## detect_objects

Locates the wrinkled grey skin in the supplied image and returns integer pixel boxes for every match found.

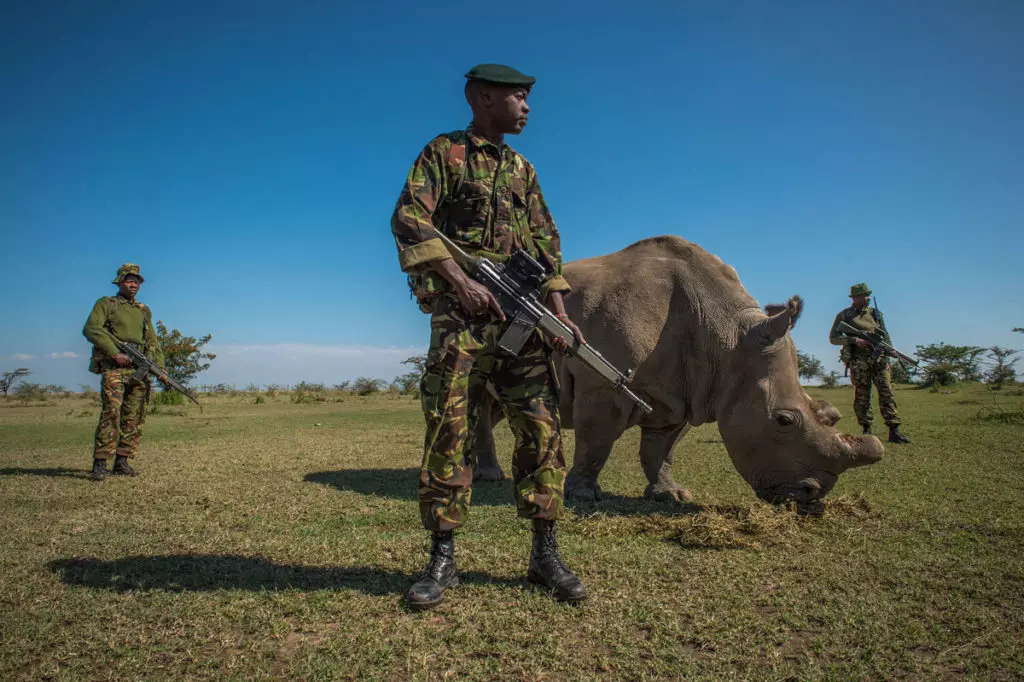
[472,236,883,508]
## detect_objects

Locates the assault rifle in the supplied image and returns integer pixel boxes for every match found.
[836,321,919,369]
[430,229,653,415]
[115,340,201,406]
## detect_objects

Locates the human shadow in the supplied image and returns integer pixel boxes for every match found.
[48,554,522,595]
[304,468,515,507]
[0,467,87,479]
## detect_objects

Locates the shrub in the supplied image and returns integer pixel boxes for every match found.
[352,377,382,396]
[152,390,186,406]
[921,362,958,388]
[819,371,840,388]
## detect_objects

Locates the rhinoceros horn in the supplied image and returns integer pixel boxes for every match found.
[754,295,804,345]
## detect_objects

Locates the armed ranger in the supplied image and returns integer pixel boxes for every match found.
[432,230,653,416]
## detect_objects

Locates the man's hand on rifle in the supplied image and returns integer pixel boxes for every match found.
[854,337,870,348]
[113,353,133,367]
[433,258,505,320]
[455,279,505,320]
[546,292,586,355]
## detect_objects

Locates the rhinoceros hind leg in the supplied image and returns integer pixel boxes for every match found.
[565,404,628,503]
[640,423,694,504]
[471,384,508,482]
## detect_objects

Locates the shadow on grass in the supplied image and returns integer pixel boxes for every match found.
[49,554,523,595]
[304,468,516,507]
[0,467,87,479]
[304,468,721,516]
[569,491,706,518]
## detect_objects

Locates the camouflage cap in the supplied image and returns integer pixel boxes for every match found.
[849,282,872,297]
[464,63,536,89]
[113,263,144,284]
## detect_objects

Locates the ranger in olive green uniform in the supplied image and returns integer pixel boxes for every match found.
[83,264,166,480]
[391,64,586,609]
[829,283,910,444]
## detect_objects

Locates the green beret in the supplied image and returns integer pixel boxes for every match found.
[849,282,872,297]
[113,263,144,284]
[464,63,536,88]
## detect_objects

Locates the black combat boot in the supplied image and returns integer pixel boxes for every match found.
[406,531,458,610]
[528,520,587,603]
[89,459,107,481]
[888,426,911,444]
[112,456,138,476]
[861,424,872,435]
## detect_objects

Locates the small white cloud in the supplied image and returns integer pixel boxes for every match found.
[12,353,34,361]
[47,351,79,359]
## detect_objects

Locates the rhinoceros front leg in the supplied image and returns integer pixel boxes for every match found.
[565,405,630,503]
[471,383,507,482]
[640,423,694,503]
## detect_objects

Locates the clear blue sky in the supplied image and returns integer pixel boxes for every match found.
[2,0,1022,389]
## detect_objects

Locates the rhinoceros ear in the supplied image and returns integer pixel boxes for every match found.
[755,295,804,344]
[808,397,841,426]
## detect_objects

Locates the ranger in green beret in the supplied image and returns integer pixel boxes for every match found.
[82,264,166,480]
[391,64,587,609]
[829,283,910,444]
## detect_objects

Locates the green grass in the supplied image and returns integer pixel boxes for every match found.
[1,385,1022,680]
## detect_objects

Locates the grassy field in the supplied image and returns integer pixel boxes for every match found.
[1,383,1022,680]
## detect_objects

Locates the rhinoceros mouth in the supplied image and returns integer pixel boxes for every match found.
[757,481,830,517]
[759,478,828,506]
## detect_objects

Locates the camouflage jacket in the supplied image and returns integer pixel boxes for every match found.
[83,295,164,373]
[391,127,571,308]
[829,306,890,363]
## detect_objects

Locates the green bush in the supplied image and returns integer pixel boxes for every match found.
[819,371,840,388]
[152,390,186,406]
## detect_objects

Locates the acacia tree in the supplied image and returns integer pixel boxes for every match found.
[352,377,382,396]
[1,368,30,397]
[985,346,1019,389]
[796,351,824,383]
[391,354,428,397]
[915,343,987,386]
[819,370,840,388]
[156,321,215,387]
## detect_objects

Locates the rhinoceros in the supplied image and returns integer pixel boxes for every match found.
[471,235,883,510]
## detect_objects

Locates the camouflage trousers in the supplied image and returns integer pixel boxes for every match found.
[93,369,149,460]
[418,294,565,531]
[849,357,901,428]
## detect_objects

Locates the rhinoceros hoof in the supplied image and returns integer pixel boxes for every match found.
[644,483,695,504]
[565,480,602,503]
[473,466,506,482]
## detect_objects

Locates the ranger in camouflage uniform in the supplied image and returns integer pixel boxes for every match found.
[392,64,587,609]
[829,283,910,444]
[82,264,166,480]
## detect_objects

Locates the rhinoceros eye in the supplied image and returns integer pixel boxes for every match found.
[774,411,796,427]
